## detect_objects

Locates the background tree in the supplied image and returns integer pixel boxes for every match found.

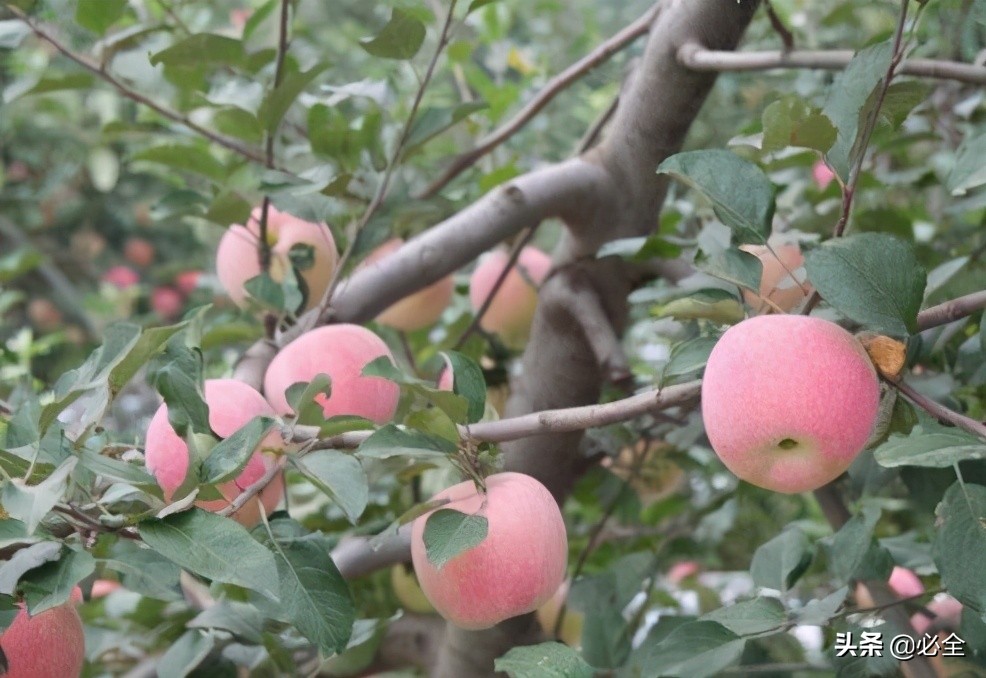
[1,0,986,676]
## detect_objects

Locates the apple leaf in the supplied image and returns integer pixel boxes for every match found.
[495,642,594,678]
[933,482,986,613]
[658,150,775,245]
[695,248,763,294]
[291,450,368,524]
[762,95,837,153]
[625,621,746,678]
[750,527,812,592]
[701,597,787,636]
[947,132,986,196]
[804,233,926,337]
[439,351,487,423]
[873,424,986,468]
[360,9,425,60]
[200,416,276,485]
[21,548,95,615]
[423,508,488,569]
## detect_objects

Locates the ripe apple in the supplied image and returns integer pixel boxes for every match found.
[174,270,202,296]
[739,238,812,313]
[0,600,85,678]
[391,564,435,614]
[468,246,552,348]
[361,238,454,332]
[701,314,880,493]
[123,237,155,268]
[145,378,285,526]
[151,286,184,320]
[535,580,583,647]
[410,472,568,630]
[911,595,963,635]
[667,561,702,585]
[812,160,836,190]
[90,579,123,599]
[26,299,63,332]
[102,265,140,289]
[216,206,338,313]
[264,324,400,424]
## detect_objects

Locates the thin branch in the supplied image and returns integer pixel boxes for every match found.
[315,0,461,321]
[916,290,986,330]
[453,227,537,350]
[678,44,986,85]
[763,0,795,51]
[416,2,662,198]
[895,379,986,441]
[5,6,277,169]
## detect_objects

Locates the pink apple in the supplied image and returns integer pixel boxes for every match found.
[174,270,202,296]
[360,238,454,332]
[410,472,568,630]
[263,324,400,424]
[123,237,155,268]
[0,600,85,678]
[812,160,836,190]
[102,265,140,289]
[739,238,812,313]
[151,286,184,320]
[145,379,284,527]
[701,315,880,493]
[216,206,338,313]
[468,246,552,348]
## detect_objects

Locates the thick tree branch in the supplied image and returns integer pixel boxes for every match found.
[916,290,986,330]
[416,3,662,198]
[678,43,986,85]
[5,6,276,169]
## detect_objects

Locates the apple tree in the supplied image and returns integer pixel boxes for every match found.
[1,0,985,676]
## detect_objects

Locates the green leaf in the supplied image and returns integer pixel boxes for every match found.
[695,248,763,293]
[804,233,926,337]
[795,586,849,625]
[157,629,214,678]
[750,527,812,592]
[259,64,329,134]
[657,150,775,245]
[75,0,127,34]
[933,482,986,612]
[292,451,368,524]
[132,145,227,183]
[947,132,986,196]
[874,423,986,468]
[139,509,279,600]
[822,41,893,178]
[260,517,355,655]
[284,374,332,427]
[878,81,929,130]
[78,447,158,487]
[824,505,893,584]
[467,0,502,15]
[625,621,746,678]
[762,95,837,153]
[150,33,245,69]
[21,549,95,615]
[0,20,30,49]
[360,9,426,60]
[423,508,488,569]
[495,642,594,678]
[406,101,490,153]
[201,416,275,485]
[104,540,183,601]
[653,289,744,325]
[358,424,457,460]
[0,541,61,596]
[1,458,77,534]
[701,597,787,636]
[439,351,487,423]
[188,600,264,643]
[243,272,286,312]
[661,336,719,386]
[152,338,211,439]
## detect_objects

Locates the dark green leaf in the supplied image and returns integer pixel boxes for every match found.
[762,95,837,153]
[358,424,457,460]
[701,597,787,636]
[292,451,368,524]
[360,9,426,60]
[75,0,127,34]
[933,482,986,612]
[662,336,719,386]
[150,34,245,69]
[259,64,329,134]
[104,540,183,601]
[625,621,746,678]
[695,248,763,293]
[439,351,486,423]
[824,505,893,584]
[157,629,214,678]
[284,374,332,427]
[657,150,775,244]
[423,508,488,569]
[152,338,211,438]
[201,416,275,485]
[495,642,594,678]
[139,509,279,599]
[750,527,812,592]
[804,233,926,337]
[21,549,95,615]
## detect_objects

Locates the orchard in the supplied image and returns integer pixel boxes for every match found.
[2,1,986,677]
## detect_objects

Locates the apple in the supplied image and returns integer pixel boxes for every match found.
[90,580,122,599]
[151,286,184,320]
[264,324,400,424]
[361,238,454,332]
[391,564,435,615]
[410,472,568,630]
[144,378,285,527]
[739,238,812,313]
[667,561,701,585]
[856,566,925,609]
[102,265,140,289]
[174,270,202,296]
[701,314,880,493]
[911,595,963,636]
[0,600,85,678]
[26,299,63,332]
[216,206,338,313]
[535,580,583,647]
[812,160,836,190]
[123,237,155,268]
[468,246,552,348]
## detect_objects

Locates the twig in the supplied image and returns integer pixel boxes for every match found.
[802,0,911,314]
[5,5,277,169]
[416,2,662,198]
[894,379,986,441]
[763,0,795,51]
[314,0,461,324]
[217,456,286,518]
[677,45,986,85]
[453,227,537,350]
[916,290,986,330]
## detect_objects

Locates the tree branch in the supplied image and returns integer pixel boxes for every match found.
[916,290,986,330]
[678,43,986,85]
[894,379,986,441]
[5,6,278,169]
[415,3,662,199]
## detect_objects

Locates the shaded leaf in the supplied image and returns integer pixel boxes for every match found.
[423,508,488,569]
[360,9,425,60]
[292,450,368,524]
[495,642,594,678]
